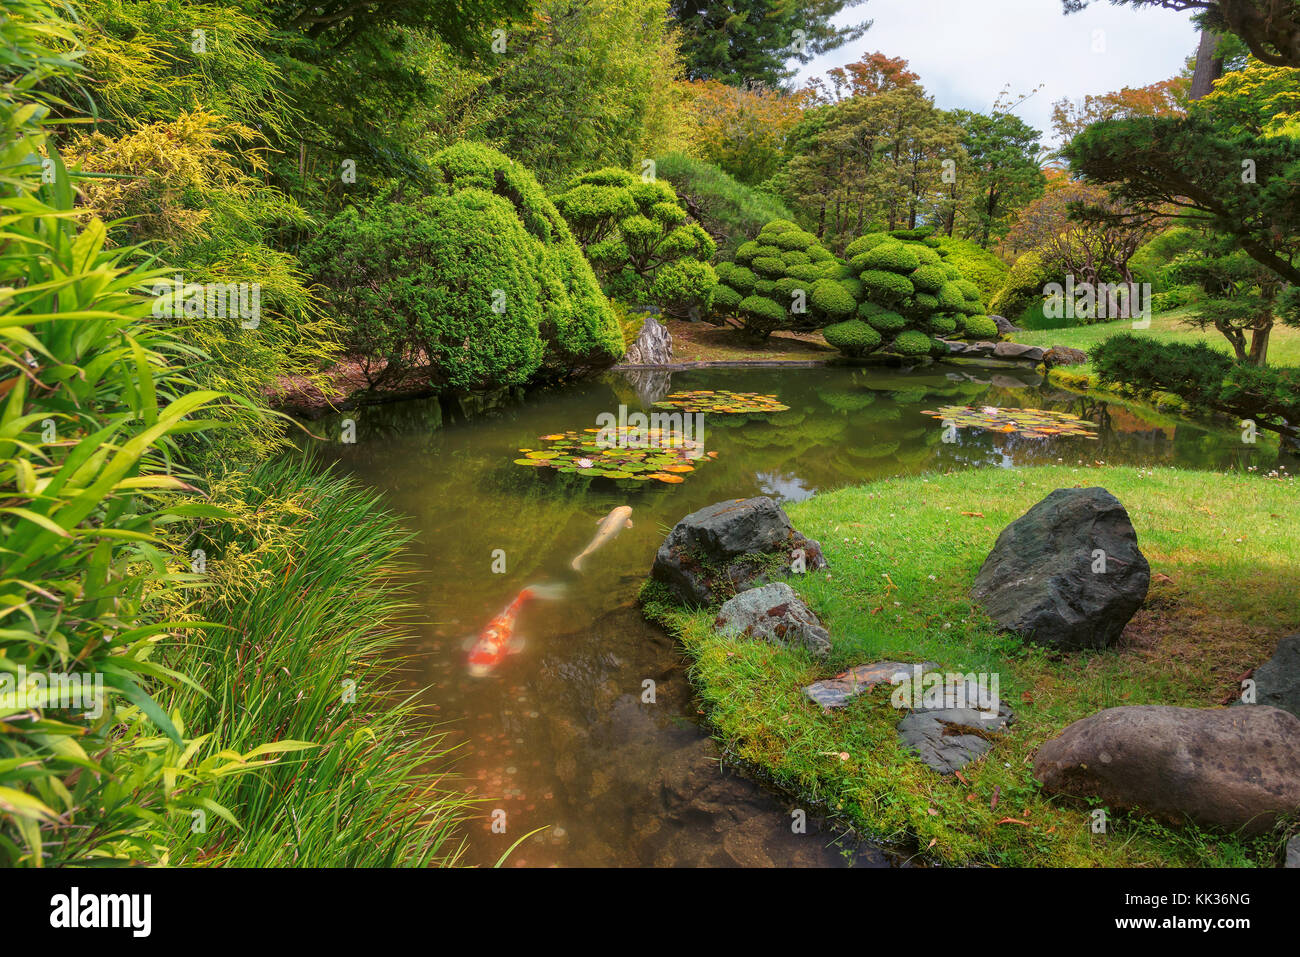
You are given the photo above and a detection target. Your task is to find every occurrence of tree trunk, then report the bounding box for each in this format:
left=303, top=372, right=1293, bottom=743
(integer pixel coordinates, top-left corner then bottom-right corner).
left=1248, top=321, right=1272, bottom=366
left=1189, top=29, right=1223, bottom=100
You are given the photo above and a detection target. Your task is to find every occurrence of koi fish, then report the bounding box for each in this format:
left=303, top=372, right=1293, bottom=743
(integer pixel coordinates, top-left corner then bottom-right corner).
left=570, top=506, right=633, bottom=572
left=465, top=583, right=565, bottom=677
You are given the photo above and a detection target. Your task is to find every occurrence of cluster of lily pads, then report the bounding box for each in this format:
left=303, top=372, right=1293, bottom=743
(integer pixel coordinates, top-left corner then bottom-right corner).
left=514, top=426, right=718, bottom=483
left=921, top=405, right=1100, bottom=439
left=651, top=390, right=791, bottom=414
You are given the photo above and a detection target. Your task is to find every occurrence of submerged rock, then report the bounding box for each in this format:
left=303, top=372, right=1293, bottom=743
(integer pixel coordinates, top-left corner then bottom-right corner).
left=970, top=487, right=1150, bottom=650
left=651, top=496, right=827, bottom=606
left=1033, top=705, right=1300, bottom=837
left=804, top=660, right=937, bottom=711
left=714, top=582, right=831, bottom=658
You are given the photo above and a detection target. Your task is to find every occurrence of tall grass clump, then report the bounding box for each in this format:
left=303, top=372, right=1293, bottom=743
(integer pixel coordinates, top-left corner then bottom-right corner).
left=654, top=152, right=795, bottom=258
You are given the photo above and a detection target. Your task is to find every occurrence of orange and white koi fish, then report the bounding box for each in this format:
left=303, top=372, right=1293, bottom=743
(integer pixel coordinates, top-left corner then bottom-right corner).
left=465, top=583, right=565, bottom=677
left=570, top=505, right=633, bottom=572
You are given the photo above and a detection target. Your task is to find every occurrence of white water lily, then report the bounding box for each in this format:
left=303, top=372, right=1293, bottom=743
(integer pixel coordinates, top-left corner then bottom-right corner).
left=576, top=457, right=595, bottom=469
left=981, top=405, right=999, bottom=416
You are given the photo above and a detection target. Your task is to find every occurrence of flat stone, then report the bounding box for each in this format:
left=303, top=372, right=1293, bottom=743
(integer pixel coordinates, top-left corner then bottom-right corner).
left=961, top=341, right=997, bottom=356
left=992, top=341, right=1045, bottom=362
left=803, top=660, right=938, bottom=710
left=896, top=703, right=1014, bottom=775
left=1034, top=705, right=1300, bottom=837
left=1286, top=835, right=1300, bottom=868
left=714, top=582, right=831, bottom=658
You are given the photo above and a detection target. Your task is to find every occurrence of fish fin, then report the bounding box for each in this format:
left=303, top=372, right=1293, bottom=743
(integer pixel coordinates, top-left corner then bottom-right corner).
left=507, top=635, right=526, bottom=654
left=524, top=582, right=567, bottom=601
left=624, top=518, right=633, bottom=528
left=461, top=635, right=478, bottom=651
left=570, top=555, right=584, bottom=572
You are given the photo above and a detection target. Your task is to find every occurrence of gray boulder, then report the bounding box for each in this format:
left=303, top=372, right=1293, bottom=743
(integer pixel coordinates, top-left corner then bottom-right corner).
left=970, top=487, right=1150, bottom=650
left=1287, top=835, right=1300, bottom=868
left=804, top=660, right=936, bottom=710
left=960, top=341, right=998, bottom=357
left=714, top=582, right=831, bottom=658
left=651, top=497, right=827, bottom=606
left=622, top=315, right=673, bottom=366
left=991, top=314, right=1022, bottom=335
left=992, top=341, right=1045, bottom=363
left=1243, top=634, right=1300, bottom=718
left=1034, top=705, right=1300, bottom=837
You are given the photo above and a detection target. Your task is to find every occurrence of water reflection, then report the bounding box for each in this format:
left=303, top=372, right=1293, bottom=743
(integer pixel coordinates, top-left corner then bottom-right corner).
left=310, top=363, right=1292, bottom=867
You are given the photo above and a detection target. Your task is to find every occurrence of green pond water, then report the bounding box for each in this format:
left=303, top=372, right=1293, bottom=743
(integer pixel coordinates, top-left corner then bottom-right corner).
left=310, top=361, right=1287, bottom=867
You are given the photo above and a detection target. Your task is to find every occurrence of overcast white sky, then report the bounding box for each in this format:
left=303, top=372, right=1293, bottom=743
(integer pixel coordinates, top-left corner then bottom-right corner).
left=793, top=0, right=1200, bottom=147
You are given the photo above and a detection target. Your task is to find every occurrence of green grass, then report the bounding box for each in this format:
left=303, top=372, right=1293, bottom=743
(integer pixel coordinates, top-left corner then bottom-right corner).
left=1010, top=306, right=1300, bottom=375
left=643, top=465, right=1299, bottom=867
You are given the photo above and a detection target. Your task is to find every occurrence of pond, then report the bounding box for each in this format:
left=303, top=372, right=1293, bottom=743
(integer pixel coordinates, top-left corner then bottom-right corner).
left=311, top=361, right=1286, bottom=867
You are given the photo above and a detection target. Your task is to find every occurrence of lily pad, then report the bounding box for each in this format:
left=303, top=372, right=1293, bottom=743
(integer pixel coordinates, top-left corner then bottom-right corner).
left=652, top=390, right=790, bottom=414
left=921, top=405, right=1099, bottom=440
left=511, top=424, right=714, bottom=485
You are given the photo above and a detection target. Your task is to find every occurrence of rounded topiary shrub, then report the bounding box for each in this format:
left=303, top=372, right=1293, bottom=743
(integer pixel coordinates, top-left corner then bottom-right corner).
left=822, top=319, right=882, bottom=357
left=961, top=314, right=999, bottom=339
left=889, top=329, right=933, bottom=357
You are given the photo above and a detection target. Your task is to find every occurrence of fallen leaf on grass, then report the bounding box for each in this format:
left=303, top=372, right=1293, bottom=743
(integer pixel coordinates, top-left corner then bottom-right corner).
left=990, top=785, right=1001, bottom=811
left=996, top=817, right=1032, bottom=827
left=961, top=511, right=985, bottom=518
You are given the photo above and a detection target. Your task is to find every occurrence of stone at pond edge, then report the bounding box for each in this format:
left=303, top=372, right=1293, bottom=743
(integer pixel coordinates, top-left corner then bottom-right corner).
left=622, top=315, right=673, bottom=366
left=991, top=314, right=1022, bottom=335
left=896, top=700, right=1014, bottom=775
left=714, top=582, right=831, bottom=658
left=1287, top=835, right=1300, bottom=868
left=1033, top=705, right=1300, bottom=837
left=651, top=496, right=827, bottom=606
left=970, top=486, right=1150, bottom=650
left=1043, top=345, right=1088, bottom=368
left=1234, top=633, right=1300, bottom=719
left=992, top=342, right=1045, bottom=362
left=804, top=660, right=938, bottom=710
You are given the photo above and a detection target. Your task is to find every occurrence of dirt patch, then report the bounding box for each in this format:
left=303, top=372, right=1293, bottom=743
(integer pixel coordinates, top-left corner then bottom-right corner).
left=266, top=357, right=438, bottom=418
left=663, top=319, right=837, bottom=363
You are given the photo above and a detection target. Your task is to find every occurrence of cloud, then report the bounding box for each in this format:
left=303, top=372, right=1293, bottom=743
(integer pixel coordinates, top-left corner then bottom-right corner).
left=792, top=0, right=1199, bottom=146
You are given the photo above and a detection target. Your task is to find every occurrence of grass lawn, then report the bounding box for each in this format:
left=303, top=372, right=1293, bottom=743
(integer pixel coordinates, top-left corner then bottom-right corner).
left=642, top=464, right=1299, bottom=867
left=1009, top=306, right=1300, bottom=376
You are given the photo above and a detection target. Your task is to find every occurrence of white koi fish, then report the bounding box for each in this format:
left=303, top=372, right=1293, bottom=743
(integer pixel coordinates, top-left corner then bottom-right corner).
left=571, top=506, right=633, bottom=572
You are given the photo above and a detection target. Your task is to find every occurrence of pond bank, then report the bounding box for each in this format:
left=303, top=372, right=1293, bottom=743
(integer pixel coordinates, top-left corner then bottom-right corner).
left=640, top=464, right=1299, bottom=867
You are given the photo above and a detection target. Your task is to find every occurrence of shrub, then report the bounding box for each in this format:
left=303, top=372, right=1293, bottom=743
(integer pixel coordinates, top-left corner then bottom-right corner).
left=889, top=329, right=933, bottom=356
left=910, top=264, right=948, bottom=293
left=738, top=294, right=787, bottom=338
left=822, top=319, right=883, bottom=356
left=553, top=164, right=714, bottom=315
left=711, top=282, right=743, bottom=310
left=1151, top=284, right=1200, bottom=313
left=927, top=314, right=958, bottom=337
left=650, top=258, right=718, bottom=318
left=961, top=314, right=999, bottom=339
left=843, top=232, right=892, bottom=258
left=988, top=249, right=1057, bottom=319
left=857, top=242, right=920, bottom=273
left=861, top=269, right=915, bottom=303
left=653, top=152, right=795, bottom=258
left=810, top=278, right=856, bottom=318
left=752, top=255, right=788, bottom=276
left=928, top=235, right=1010, bottom=303
left=865, top=308, right=908, bottom=333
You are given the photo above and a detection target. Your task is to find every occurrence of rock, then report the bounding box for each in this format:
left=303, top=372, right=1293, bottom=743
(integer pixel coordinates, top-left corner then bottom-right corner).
left=940, top=339, right=966, bottom=354
left=1043, top=345, right=1088, bottom=368
left=960, top=341, right=998, bottom=357
left=1241, top=634, right=1300, bottom=718
left=715, top=582, right=831, bottom=658
left=1287, top=835, right=1300, bottom=868
left=651, top=497, right=827, bottom=606
left=970, top=487, right=1150, bottom=650
left=622, top=315, right=673, bottom=366
left=804, top=660, right=937, bottom=710
left=897, top=702, right=1014, bottom=775
left=992, top=341, right=1045, bottom=362
left=1033, top=705, right=1300, bottom=837
left=991, top=314, right=1022, bottom=335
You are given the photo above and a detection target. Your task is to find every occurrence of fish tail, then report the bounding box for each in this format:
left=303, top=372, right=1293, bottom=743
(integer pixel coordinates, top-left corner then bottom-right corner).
left=570, top=554, right=585, bottom=572
left=521, top=582, right=567, bottom=601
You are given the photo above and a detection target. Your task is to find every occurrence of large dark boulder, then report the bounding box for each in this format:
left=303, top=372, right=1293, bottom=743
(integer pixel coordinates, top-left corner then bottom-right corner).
left=1034, top=705, right=1300, bottom=837
left=1240, top=634, right=1300, bottom=718
left=651, top=497, right=826, bottom=606
left=970, top=487, right=1150, bottom=650
left=1043, top=345, right=1088, bottom=368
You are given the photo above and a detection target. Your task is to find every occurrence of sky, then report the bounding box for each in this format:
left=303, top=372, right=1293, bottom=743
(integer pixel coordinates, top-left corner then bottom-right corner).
left=793, top=0, right=1201, bottom=147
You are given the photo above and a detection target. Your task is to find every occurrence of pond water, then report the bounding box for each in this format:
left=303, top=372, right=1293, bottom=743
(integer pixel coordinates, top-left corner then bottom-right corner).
left=310, top=361, right=1284, bottom=867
